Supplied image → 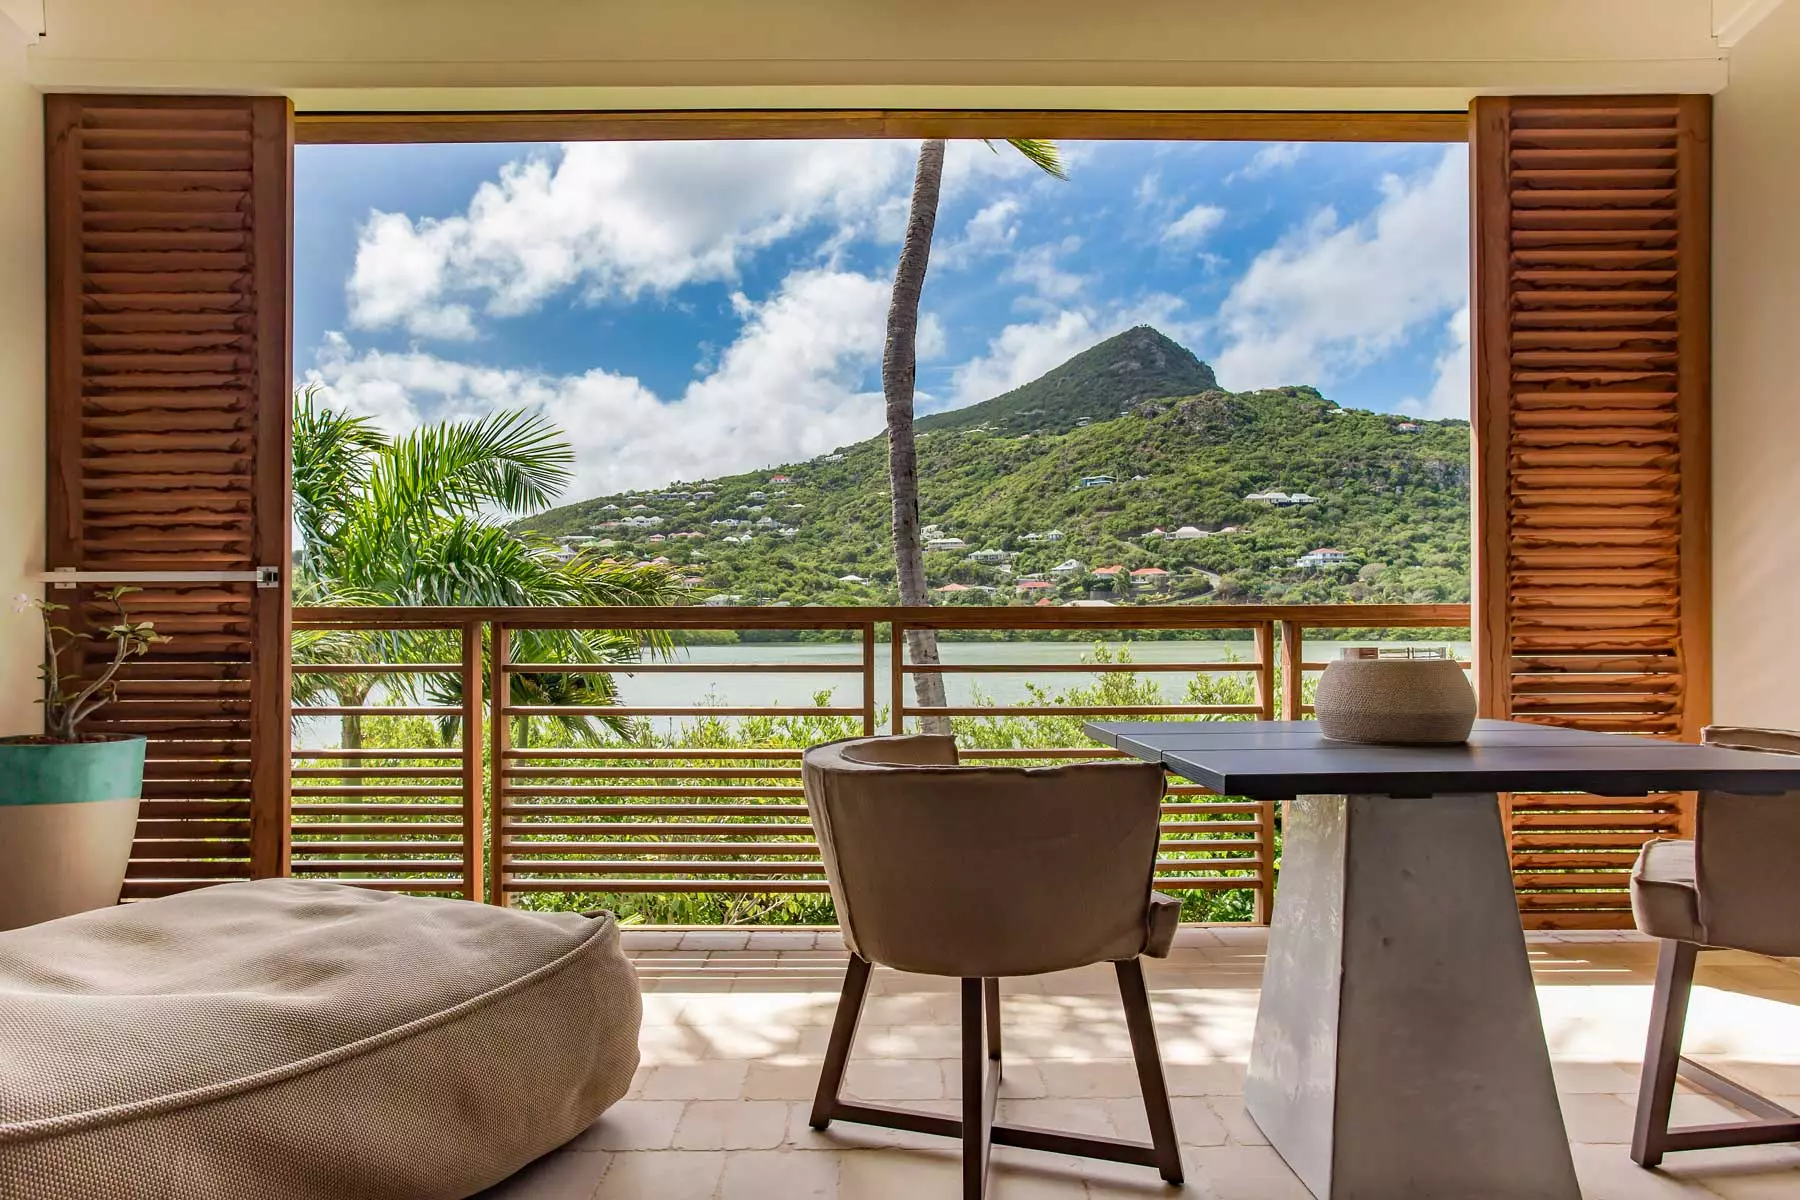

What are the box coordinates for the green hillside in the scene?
[519,328,1471,610]
[917,325,1217,435]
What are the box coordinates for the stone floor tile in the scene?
[671,1099,791,1150]
[842,1058,947,1100]
[742,1061,821,1101]
[1182,1143,1313,1200]
[640,1060,749,1101]
[472,1148,610,1200]
[593,1150,726,1199]
[1653,1143,1800,1198]
[1559,1091,1640,1144]
[1570,1143,1723,1200]
[742,930,818,951]
[1036,1060,1146,1098]
[717,1148,840,1198]
[1555,1060,1645,1094]
[836,1147,961,1197]
[1203,1095,1270,1145]
[569,1100,685,1152]
[1165,1061,1248,1095]
[998,1097,1118,1139]
[859,1024,963,1059]
[677,930,751,951]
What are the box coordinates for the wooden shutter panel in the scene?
[1471,95,1711,928]
[45,95,293,898]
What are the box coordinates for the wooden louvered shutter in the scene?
[45,95,294,898]
[1470,95,1711,928]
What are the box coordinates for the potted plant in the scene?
[0,588,165,930]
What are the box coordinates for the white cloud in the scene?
[311,268,914,496]
[1212,146,1468,391]
[1002,236,1090,309]
[1161,203,1227,245]
[937,197,1022,266]
[1399,305,1471,420]
[347,140,916,339]
[1229,143,1306,182]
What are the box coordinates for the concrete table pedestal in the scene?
[1243,792,1578,1199]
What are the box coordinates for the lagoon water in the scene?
[295,638,1472,748]
[611,639,1473,709]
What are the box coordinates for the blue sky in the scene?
[295,138,1469,498]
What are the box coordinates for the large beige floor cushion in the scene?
[0,878,641,1200]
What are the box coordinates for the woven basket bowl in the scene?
[1314,658,1477,745]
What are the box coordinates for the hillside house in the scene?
[1296,548,1353,568]
[1142,528,1167,539]
[1041,530,1065,542]
[768,475,791,484]
[1015,580,1055,594]
[1288,493,1320,505]
[837,574,867,584]
[1131,567,1170,583]
[1173,526,1208,540]
[1092,565,1125,580]
[925,537,969,551]
[1396,422,1421,433]
[1077,475,1115,488]
[1049,559,1087,576]
[967,549,1010,565]
[934,582,973,594]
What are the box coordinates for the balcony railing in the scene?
[289,603,1470,924]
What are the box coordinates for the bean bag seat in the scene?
[0,878,640,1200]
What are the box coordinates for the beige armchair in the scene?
[802,734,1184,1198]
[1629,725,1800,1168]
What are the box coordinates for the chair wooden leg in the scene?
[963,977,997,1199]
[1630,939,1800,1165]
[1632,939,1697,1168]
[810,954,872,1130]
[1117,957,1185,1186]
[984,977,1002,1063]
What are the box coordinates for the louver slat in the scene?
[1472,95,1711,928]
[45,95,293,900]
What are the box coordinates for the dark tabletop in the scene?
[1085,719,1800,799]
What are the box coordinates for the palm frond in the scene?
[371,408,573,523]
[985,137,1069,181]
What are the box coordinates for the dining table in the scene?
[1085,717,1800,1200]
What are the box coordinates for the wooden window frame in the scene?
[293,108,1468,146]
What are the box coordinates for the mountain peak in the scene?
[918,326,1217,435]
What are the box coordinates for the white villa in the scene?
[1077,475,1115,488]
[1173,526,1208,540]
[1296,547,1353,568]
[1049,559,1087,576]
[966,549,1010,565]
[925,537,969,552]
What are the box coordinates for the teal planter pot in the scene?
[0,736,146,931]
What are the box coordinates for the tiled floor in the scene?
[478,928,1800,1199]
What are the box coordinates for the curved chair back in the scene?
[1695,726,1800,957]
[802,734,1168,977]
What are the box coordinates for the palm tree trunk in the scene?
[885,139,951,734]
[339,679,370,750]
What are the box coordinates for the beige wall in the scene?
[29,0,1725,109]
[0,10,41,735]
[1711,0,1800,727]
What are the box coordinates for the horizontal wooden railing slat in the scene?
[290,603,1488,923]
